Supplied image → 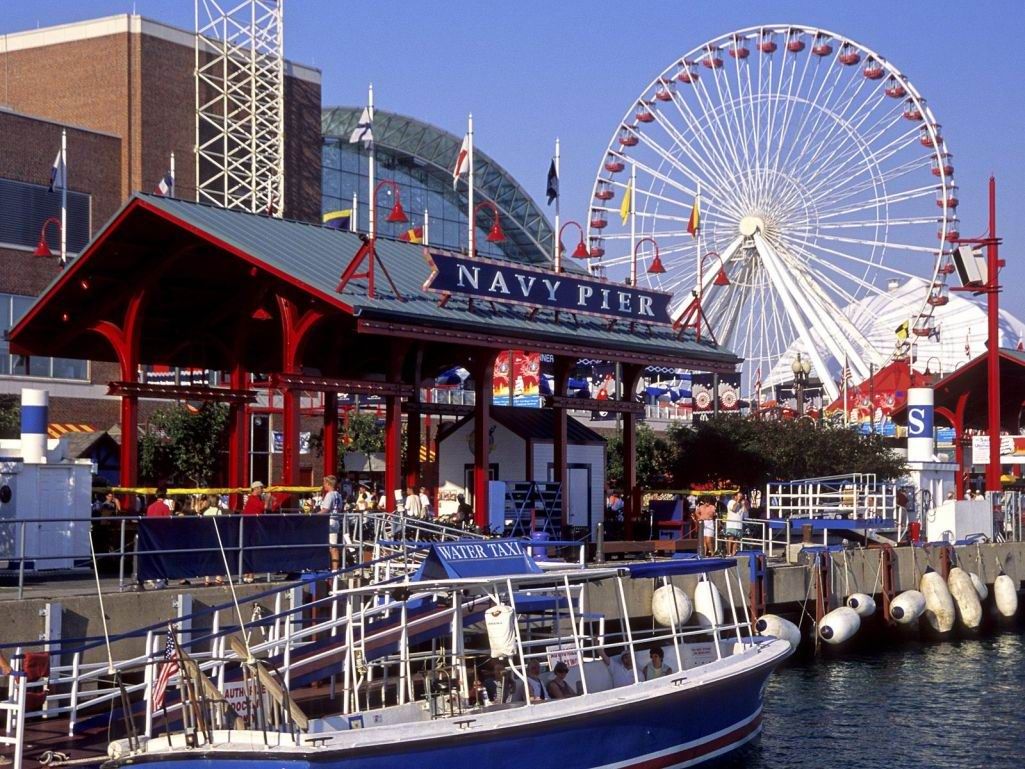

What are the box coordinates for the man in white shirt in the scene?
[418,486,432,519]
[725,492,745,556]
[404,487,423,517]
[600,647,637,687]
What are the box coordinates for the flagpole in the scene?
[351,191,358,232]
[170,151,175,197]
[424,208,430,246]
[553,137,561,272]
[467,113,475,256]
[694,181,702,339]
[367,83,376,240]
[843,354,849,426]
[629,162,636,285]
[60,129,67,267]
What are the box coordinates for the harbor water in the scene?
[721,630,1025,768]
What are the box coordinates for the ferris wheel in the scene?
[585,25,957,402]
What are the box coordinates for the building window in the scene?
[0,293,87,380]
[0,177,90,254]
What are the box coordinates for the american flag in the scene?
[151,628,179,712]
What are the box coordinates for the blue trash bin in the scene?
[529,531,550,560]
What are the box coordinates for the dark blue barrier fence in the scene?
[136,515,330,580]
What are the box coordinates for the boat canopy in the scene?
[627,557,736,579]
[412,539,543,581]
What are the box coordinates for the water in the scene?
[720,631,1025,768]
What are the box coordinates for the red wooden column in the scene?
[384,341,410,511]
[277,296,324,487]
[323,390,339,479]
[385,395,402,509]
[552,357,572,530]
[621,364,644,539]
[405,406,422,490]
[472,351,497,528]
[91,292,144,497]
[226,363,250,508]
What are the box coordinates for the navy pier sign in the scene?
[424,251,673,325]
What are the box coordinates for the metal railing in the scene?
[0,510,495,599]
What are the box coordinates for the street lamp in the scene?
[33,217,62,258]
[633,236,666,279]
[558,220,590,266]
[372,180,407,240]
[791,353,812,416]
[472,200,505,255]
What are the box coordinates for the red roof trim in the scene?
[10,197,356,352]
[9,198,145,346]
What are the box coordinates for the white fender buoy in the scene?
[818,606,860,644]
[947,567,983,630]
[994,572,1019,618]
[969,572,988,602]
[846,593,876,617]
[652,584,693,627]
[890,589,926,624]
[921,568,956,633]
[755,614,801,652]
[694,580,724,628]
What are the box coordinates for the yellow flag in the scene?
[895,320,909,341]
[619,180,632,225]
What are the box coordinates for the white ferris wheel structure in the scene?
[585,25,958,402]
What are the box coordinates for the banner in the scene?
[717,373,741,413]
[972,435,1025,465]
[136,516,330,580]
[272,431,311,454]
[692,373,715,421]
[492,350,541,407]
[424,251,672,324]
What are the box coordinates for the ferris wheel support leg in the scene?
[671,235,745,330]
[785,263,875,382]
[753,233,840,402]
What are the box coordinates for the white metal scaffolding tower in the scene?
[195,0,285,215]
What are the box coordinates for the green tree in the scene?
[668,416,907,489]
[139,403,230,487]
[606,423,678,490]
[0,395,19,439]
[342,411,384,454]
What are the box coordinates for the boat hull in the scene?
[105,642,787,769]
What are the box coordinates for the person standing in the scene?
[725,492,745,556]
[418,486,432,519]
[404,486,423,518]
[242,481,269,515]
[146,487,172,518]
[320,475,343,571]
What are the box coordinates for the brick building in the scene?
[0,14,322,469]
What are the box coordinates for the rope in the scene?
[870,550,884,596]
[37,751,70,766]
[796,554,819,629]
[111,485,319,495]
[842,550,852,597]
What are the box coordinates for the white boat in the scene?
[104,540,792,769]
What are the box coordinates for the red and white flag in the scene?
[151,627,179,712]
[452,133,470,189]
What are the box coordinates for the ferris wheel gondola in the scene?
[585,25,956,400]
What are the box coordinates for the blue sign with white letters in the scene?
[424,252,673,325]
[907,405,934,438]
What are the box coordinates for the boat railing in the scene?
[765,475,899,524]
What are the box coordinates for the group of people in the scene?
[485,645,673,705]
[691,492,752,556]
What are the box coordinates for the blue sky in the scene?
[5,0,1024,314]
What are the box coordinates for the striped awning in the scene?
[48,423,96,438]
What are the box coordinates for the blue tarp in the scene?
[627,557,736,579]
[136,516,330,580]
[412,539,543,581]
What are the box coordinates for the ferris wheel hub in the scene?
[738,215,766,238]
